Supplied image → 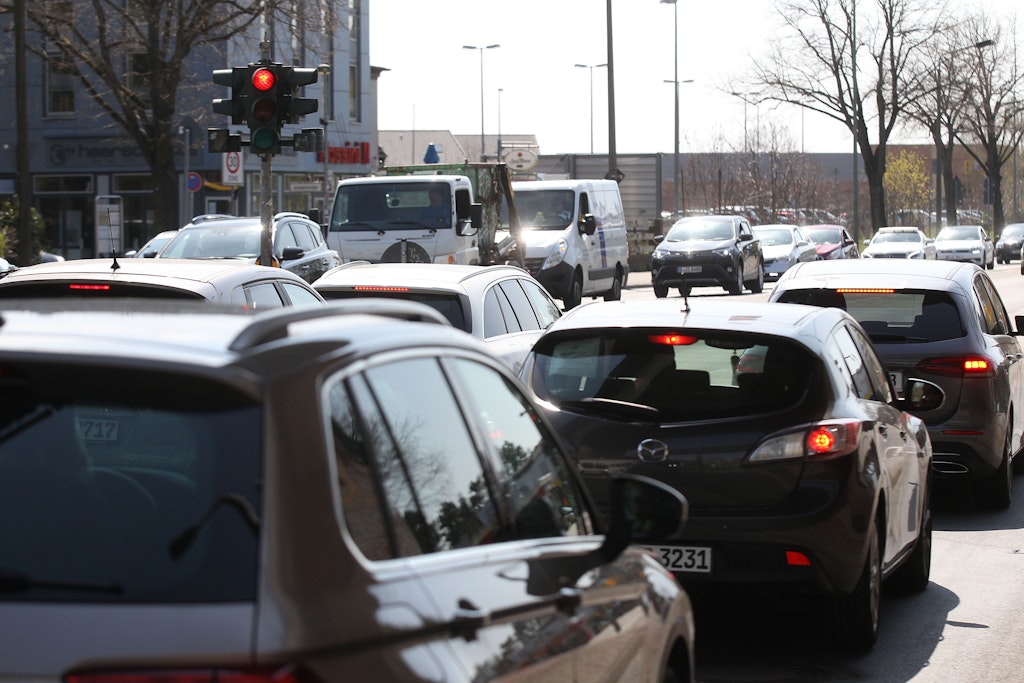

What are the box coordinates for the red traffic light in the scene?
[252,67,276,91]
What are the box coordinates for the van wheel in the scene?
[604,270,623,301]
[653,284,669,298]
[563,271,583,310]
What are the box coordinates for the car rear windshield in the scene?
[0,282,206,299]
[0,364,261,603]
[529,330,816,421]
[318,290,468,332]
[774,288,965,342]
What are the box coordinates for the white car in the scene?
[752,224,818,279]
[313,262,561,374]
[933,224,995,269]
[862,227,936,260]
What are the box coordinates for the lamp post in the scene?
[729,91,762,153]
[664,78,693,214]
[463,44,500,162]
[574,63,607,154]
[497,87,503,161]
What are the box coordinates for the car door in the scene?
[975,273,1024,451]
[738,219,760,277]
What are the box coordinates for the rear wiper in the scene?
[169,492,260,560]
[868,333,930,343]
[0,569,122,594]
[558,397,660,419]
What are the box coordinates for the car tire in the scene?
[563,270,584,310]
[727,262,744,295]
[831,520,881,652]
[976,429,1013,510]
[892,490,931,593]
[747,260,765,293]
[604,269,623,301]
[653,284,669,298]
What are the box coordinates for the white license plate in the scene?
[642,545,712,573]
[76,418,119,441]
[677,266,701,274]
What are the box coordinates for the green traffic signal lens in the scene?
[251,128,279,151]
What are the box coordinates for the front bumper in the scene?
[651,253,736,289]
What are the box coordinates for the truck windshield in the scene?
[502,190,575,230]
[329,182,452,232]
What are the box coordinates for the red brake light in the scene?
[68,283,111,291]
[916,356,993,377]
[353,285,410,292]
[805,421,861,459]
[648,333,698,346]
[785,550,812,566]
[835,288,894,294]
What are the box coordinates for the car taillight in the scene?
[66,667,313,683]
[916,356,993,377]
[354,285,410,292]
[68,283,111,291]
[748,420,862,463]
[648,333,698,346]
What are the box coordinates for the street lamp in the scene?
[664,78,693,214]
[660,0,680,214]
[574,63,607,153]
[463,44,500,162]
[729,91,762,153]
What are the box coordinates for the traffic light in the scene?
[247,65,281,155]
[278,66,319,124]
[211,66,248,124]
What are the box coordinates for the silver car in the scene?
[933,224,995,269]
[861,226,936,260]
[0,300,695,682]
[772,259,1023,509]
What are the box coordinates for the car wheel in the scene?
[976,428,1013,510]
[831,520,881,652]
[892,487,931,593]
[653,284,669,298]
[603,269,623,301]
[563,270,583,310]
[748,260,765,293]
[987,253,995,270]
[727,262,744,295]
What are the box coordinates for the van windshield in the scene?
[330,182,453,232]
[502,190,575,230]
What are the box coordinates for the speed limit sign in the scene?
[222,150,243,186]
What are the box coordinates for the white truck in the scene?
[325,163,521,266]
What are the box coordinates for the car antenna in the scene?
[106,207,120,272]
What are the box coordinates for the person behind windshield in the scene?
[418,189,450,226]
[549,198,573,224]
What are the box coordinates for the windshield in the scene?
[501,190,576,230]
[872,231,921,244]
[805,228,841,244]
[665,218,734,241]
[160,224,264,260]
[330,181,453,232]
[0,365,261,603]
[754,228,794,246]
[937,226,981,241]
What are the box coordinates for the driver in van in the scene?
[418,189,450,226]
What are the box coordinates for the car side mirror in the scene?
[739,233,753,242]
[280,246,305,261]
[895,378,945,412]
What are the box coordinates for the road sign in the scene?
[187,171,203,193]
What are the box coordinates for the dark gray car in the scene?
[0,300,695,682]
[771,259,1023,509]
[650,215,764,297]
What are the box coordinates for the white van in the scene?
[508,179,629,309]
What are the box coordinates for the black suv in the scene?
[0,299,695,682]
[651,215,764,296]
[158,212,342,283]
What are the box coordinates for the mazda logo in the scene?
[637,439,670,462]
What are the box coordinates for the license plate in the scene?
[76,418,119,441]
[642,545,712,573]
[889,369,904,397]
[677,266,701,274]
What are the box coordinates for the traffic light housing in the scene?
[212,67,248,124]
[278,66,319,124]
[247,65,281,155]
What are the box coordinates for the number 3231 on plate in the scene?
[641,545,712,573]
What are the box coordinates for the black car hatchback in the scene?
[519,298,938,651]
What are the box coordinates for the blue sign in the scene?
[187,171,203,192]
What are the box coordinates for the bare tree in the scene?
[748,0,942,239]
[23,0,265,233]
[954,17,1024,232]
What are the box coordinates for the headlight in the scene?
[651,250,665,263]
[715,247,732,257]
[542,238,568,270]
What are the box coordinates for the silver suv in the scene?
[0,300,695,681]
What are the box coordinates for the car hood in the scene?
[935,240,982,250]
[761,244,796,258]
[656,238,733,254]
[863,243,921,255]
[813,242,840,256]
[520,226,571,258]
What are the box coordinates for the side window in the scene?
[846,325,893,403]
[497,279,541,332]
[243,282,286,309]
[449,357,591,539]
[579,192,590,222]
[833,326,875,400]
[975,275,1008,335]
[289,222,317,251]
[275,223,299,251]
[333,357,503,559]
[483,287,510,338]
[520,278,561,328]
[306,223,326,248]
[280,282,323,307]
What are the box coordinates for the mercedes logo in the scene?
[637,439,670,462]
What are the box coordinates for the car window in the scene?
[244,282,286,309]
[530,331,815,420]
[0,369,261,603]
[497,279,541,332]
[448,357,591,538]
[275,223,299,251]
[289,222,317,251]
[520,278,561,328]
[484,286,517,338]
[280,281,323,307]
[833,326,877,400]
[331,356,502,559]
[974,274,1007,335]
[845,325,893,403]
[319,290,468,332]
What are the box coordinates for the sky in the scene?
[369,0,1020,158]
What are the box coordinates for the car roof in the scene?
[178,213,313,232]
[775,258,978,290]
[0,299,462,371]
[314,262,532,292]
[544,298,846,346]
